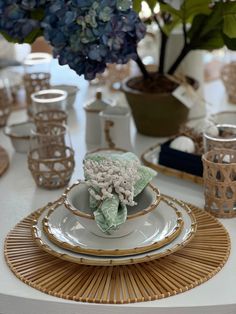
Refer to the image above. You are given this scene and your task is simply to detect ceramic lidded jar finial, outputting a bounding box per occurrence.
[84,91,111,145]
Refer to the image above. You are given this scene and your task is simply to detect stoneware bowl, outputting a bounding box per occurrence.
[4,121,35,153]
[210,111,236,126]
[52,85,79,109]
[63,180,161,238]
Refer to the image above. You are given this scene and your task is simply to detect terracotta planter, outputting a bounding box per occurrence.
[122,77,198,137]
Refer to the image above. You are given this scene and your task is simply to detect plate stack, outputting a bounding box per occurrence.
[32,181,197,266]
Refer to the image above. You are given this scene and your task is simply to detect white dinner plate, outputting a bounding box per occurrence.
[32,196,197,266]
[42,199,183,256]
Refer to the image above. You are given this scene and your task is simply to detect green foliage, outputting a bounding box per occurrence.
[132,0,236,74]
[0,28,43,44]
[188,3,224,50]
[133,0,142,13]
[222,1,236,38]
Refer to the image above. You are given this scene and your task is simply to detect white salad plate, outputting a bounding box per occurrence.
[42,197,183,256]
[32,197,197,266]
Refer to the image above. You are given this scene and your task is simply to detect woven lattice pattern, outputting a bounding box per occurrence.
[4,201,230,304]
[221,62,236,104]
[91,63,130,88]
[204,125,236,152]
[33,123,67,148]
[202,149,236,218]
[28,145,74,189]
[0,88,12,127]
[0,146,9,176]
[24,73,51,115]
[34,110,67,131]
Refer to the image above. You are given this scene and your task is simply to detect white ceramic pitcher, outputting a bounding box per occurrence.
[84,91,110,145]
[99,106,132,151]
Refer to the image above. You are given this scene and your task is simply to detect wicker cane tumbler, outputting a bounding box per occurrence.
[202,149,236,218]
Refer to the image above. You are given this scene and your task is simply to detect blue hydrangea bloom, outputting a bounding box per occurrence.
[43,0,146,80]
[0,0,146,80]
[0,0,49,43]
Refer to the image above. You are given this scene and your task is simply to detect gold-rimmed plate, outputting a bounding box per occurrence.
[42,198,183,257]
[32,196,197,266]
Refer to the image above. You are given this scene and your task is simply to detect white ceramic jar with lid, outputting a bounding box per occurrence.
[84,91,111,145]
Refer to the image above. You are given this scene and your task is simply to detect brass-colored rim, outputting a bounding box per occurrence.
[63,180,161,220]
[42,199,183,256]
[141,143,203,185]
[31,195,197,266]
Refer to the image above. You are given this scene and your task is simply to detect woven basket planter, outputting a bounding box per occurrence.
[202,149,236,218]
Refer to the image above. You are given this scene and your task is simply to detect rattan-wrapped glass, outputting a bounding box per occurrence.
[202,149,236,218]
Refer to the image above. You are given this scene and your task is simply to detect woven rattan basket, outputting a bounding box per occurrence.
[221,62,236,104]
[0,87,11,127]
[202,149,236,218]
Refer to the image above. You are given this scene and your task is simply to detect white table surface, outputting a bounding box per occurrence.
[1,62,236,314]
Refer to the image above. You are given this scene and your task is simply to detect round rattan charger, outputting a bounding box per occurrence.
[4,198,230,304]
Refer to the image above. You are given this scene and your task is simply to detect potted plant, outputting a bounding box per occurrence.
[122,0,236,136]
[1,1,236,136]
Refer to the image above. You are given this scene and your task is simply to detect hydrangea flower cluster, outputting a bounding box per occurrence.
[84,157,140,206]
[43,0,146,79]
[0,0,146,80]
[0,0,49,43]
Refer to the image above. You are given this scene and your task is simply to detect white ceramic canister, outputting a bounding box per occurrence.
[99,106,132,151]
[84,92,110,145]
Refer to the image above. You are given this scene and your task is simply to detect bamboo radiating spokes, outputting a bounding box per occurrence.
[5,204,230,304]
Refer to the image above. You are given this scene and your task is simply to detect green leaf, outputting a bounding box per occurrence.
[188,3,224,51]
[222,2,236,38]
[0,31,20,43]
[132,0,142,13]
[163,15,181,35]
[23,28,43,44]
[30,8,45,20]
[160,3,182,18]
[192,30,224,50]
[145,0,157,11]
[180,0,211,21]
[223,33,236,51]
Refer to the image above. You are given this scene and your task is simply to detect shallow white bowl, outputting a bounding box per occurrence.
[63,180,161,238]
[210,111,236,126]
[52,85,79,109]
[4,121,35,153]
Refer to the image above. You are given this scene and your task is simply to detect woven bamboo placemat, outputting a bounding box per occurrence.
[4,202,230,304]
[0,146,9,176]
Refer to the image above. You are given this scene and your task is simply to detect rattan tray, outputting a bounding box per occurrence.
[141,143,203,185]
